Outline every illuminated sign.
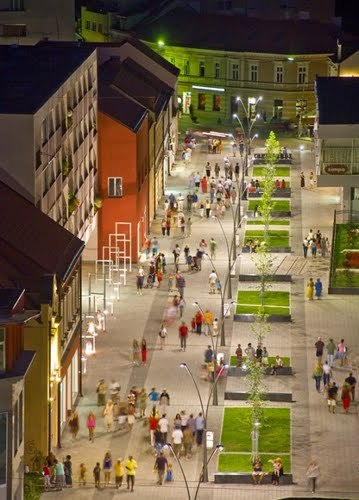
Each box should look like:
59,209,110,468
192,85,225,92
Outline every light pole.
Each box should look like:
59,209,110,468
212,215,232,299
180,362,227,484
193,445,224,500
204,252,236,347
164,443,191,500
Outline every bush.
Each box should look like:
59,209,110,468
24,472,44,500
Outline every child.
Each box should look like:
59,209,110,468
43,462,51,490
166,463,173,482
157,269,163,288
93,462,101,488
79,463,87,486
191,317,196,333
168,273,174,293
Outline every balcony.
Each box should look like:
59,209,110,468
319,146,359,176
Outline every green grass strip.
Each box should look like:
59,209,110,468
248,200,290,212
252,166,291,177
244,230,289,247
246,220,290,226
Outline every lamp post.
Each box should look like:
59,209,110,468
164,443,191,500
204,252,236,347
212,215,232,299
180,362,227,484
193,445,224,500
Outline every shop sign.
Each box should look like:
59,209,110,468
324,164,348,174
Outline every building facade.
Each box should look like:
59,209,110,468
0,45,98,260
0,181,84,465
0,290,36,500
0,0,75,45
315,76,359,210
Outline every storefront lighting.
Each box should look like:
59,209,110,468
287,57,294,62
192,85,225,92
157,39,165,47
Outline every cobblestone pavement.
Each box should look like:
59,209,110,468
44,137,359,499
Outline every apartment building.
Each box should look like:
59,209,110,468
0,180,84,464
0,289,36,500
133,8,344,124
0,0,75,45
0,44,98,260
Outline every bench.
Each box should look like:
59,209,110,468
214,472,293,484
225,391,293,402
228,366,293,376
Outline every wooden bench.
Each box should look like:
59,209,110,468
228,366,293,376
225,391,293,402
214,472,293,484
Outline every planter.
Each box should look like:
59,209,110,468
242,246,291,253
234,313,292,322
238,274,292,282
248,189,291,198
214,472,293,484
228,366,293,376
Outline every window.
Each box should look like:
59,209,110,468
273,99,283,119
0,413,6,485
40,119,47,146
231,63,239,80
85,20,90,30
214,62,220,79
217,0,232,9
198,93,206,110
298,66,307,84
2,24,26,37
250,64,258,82
98,23,103,33
199,61,205,77
230,96,238,115
14,400,18,455
213,95,221,112
275,65,283,83
184,60,190,75
92,22,96,31
108,177,123,197
18,392,23,446
0,328,5,371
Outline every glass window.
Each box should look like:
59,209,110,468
250,64,258,82
85,20,90,30
0,413,6,485
0,329,4,371
98,23,103,33
275,66,283,83
231,63,239,80
213,95,221,111
298,66,307,84
214,62,220,79
197,93,206,110
108,177,123,197
92,22,96,31
184,60,190,76
14,400,18,455
199,61,205,77
19,392,23,446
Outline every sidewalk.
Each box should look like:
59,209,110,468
44,137,359,500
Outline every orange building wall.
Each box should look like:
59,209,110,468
97,111,149,262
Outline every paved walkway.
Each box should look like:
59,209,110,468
44,136,359,499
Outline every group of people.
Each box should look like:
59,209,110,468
235,343,284,374
312,337,356,414
303,228,329,258
42,452,72,491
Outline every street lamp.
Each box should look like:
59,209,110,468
180,362,227,484
163,443,191,500
212,215,232,299
194,445,224,500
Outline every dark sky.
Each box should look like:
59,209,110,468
336,0,359,34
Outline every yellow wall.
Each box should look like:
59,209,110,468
81,6,109,42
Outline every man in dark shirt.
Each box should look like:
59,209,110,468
204,345,213,364
345,372,357,401
315,337,325,363
154,451,168,485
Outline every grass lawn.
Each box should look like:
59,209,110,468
221,407,291,453
248,200,290,212
244,229,289,247
236,290,290,315
230,355,290,367
246,219,290,226
252,166,290,177
218,453,291,473
331,223,359,288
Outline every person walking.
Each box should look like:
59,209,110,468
183,426,194,458
195,310,203,334
300,172,305,188
178,321,188,351
103,399,114,432
195,412,205,445
165,216,171,236
87,411,96,442
322,361,331,387
114,458,124,489
125,456,137,492
158,324,167,349
306,278,314,300
159,414,169,443
172,426,183,456
179,297,186,318
209,238,217,259
141,338,147,365
161,218,166,236
54,459,65,491
314,278,322,299
335,339,347,366
186,217,192,237
208,269,217,294
138,387,147,418
309,171,315,188
306,460,320,493
68,409,79,442
313,362,323,392
64,455,72,487
341,383,351,413
203,309,213,335
133,339,140,366
103,451,112,487
175,271,186,299
96,379,107,406
315,337,325,363
302,238,309,258
235,344,243,367
327,382,338,413
159,389,170,415
326,338,336,367
345,372,356,401
205,199,211,218
93,462,101,489
154,451,168,485
311,239,317,258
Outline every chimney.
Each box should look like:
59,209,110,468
337,39,342,62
